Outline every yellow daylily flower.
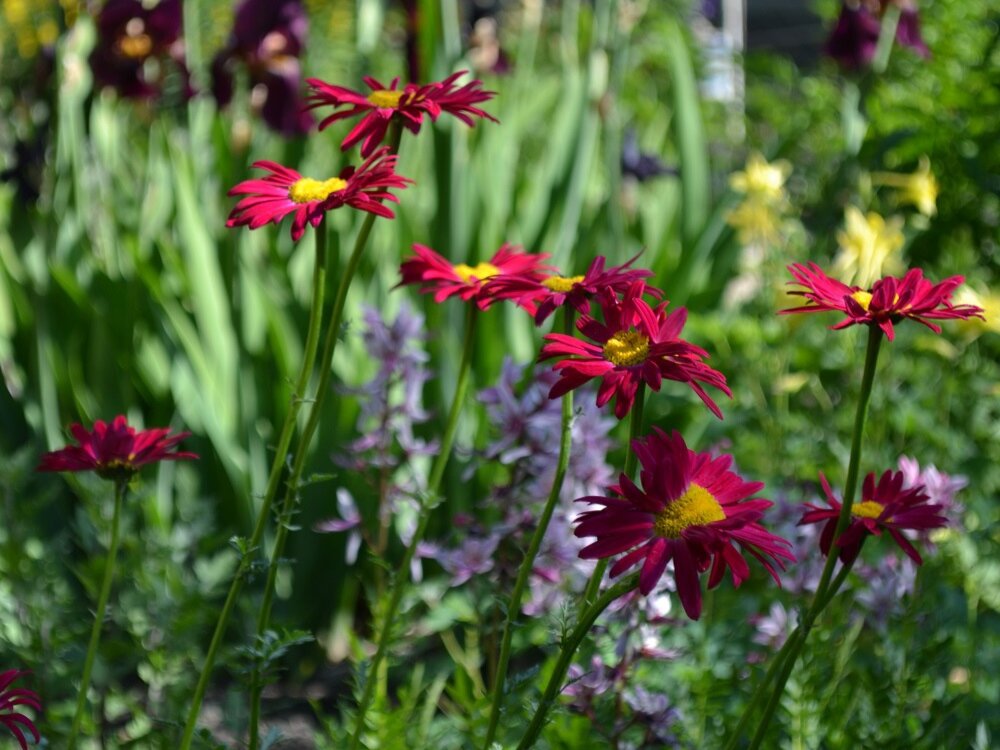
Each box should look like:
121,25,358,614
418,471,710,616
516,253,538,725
872,156,939,217
729,152,792,204
951,286,1000,339
832,207,905,288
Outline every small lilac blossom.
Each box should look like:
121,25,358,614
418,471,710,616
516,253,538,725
768,492,825,595
315,488,363,563
854,555,918,629
898,455,967,525
750,601,797,659
623,687,682,746
563,656,615,711
334,302,437,475
441,534,500,586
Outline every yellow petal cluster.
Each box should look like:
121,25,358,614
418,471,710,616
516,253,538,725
872,156,939,217
832,207,905,289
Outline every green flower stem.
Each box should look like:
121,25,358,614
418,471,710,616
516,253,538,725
516,573,640,750
348,304,479,750
483,310,576,749
740,325,883,750
246,212,376,750
872,5,901,74
579,385,646,613
180,224,330,750
68,480,126,750
247,123,406,750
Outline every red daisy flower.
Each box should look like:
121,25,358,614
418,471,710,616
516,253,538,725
397,243,551,310
574,429,793,619
37,415,197,482
799,470,947,565
539,282,730,420
306,70,498,156
0,670,40,750
226,146,412,241
781,263,984,340
486,253,662,325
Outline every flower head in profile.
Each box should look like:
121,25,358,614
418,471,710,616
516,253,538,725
574,429,793,619
397,243,550,310
831,207,905,288
307,70,498,156
782,263,985,340
540,282,730,420
799,470,948,564
226,147,412,241
89,0,193,100
0,670,40,750
37,415,196,482
210,0,313,135
872,156,939,217
487,254,661,325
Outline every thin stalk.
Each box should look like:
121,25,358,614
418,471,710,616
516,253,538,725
516,573,640,750
740,326,883,750
68,480,126,750
348,304,479,750
180,224,330,750
249,124,405,749
245,222,337,749
483,310,576,749
579,385,646,611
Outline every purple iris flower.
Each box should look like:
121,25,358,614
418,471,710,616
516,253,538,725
89,0,193,99
824,1,930,70
210,0,313,135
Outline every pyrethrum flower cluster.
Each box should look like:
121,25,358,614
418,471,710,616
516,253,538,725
226,147,412,240
37,415,197,481
783,263,985,340
540,281,730,419
574,429,794,619
799,470,948,564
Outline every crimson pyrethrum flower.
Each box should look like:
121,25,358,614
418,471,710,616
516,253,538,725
574,429,793,619
486,254,661,325
782,263,985,340
0,670,40,750
397,243,550,310
37,415,197,482
799,470,947,564
306,71,498,156
539,282,730,420
226,147,412,241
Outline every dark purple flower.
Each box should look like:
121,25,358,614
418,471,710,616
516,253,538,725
824,3,881,69
210,0,314,135
89,0,192,99
895,4,930,58
622,129,677,183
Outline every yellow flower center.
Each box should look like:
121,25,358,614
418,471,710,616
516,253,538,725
602,329,650,367
453,262,501,284
287,177,348,204
368,89,405,108
851,500,886,520
118,18,153,59
653,483,726,539
850,290,873,311
542,274,585,293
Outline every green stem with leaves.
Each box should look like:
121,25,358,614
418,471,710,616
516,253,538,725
179,224,330,750
483,310,576,749
68,480,126,750
731,325,883,750
348,303,479,750
579,385,646,611
516,573,640,750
